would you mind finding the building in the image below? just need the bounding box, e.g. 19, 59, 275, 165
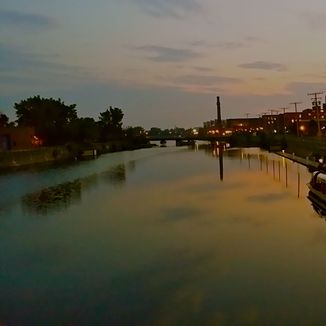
203, 105, 326, 136
225, 118, 262, 132
0, 127, 41, 151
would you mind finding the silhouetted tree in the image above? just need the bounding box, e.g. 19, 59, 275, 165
98, 106, 124, 140
0, 113, 9, 127
69, 117, 99, 143
148, 127, 162, 137
308, 119, 318, 136
125, 126, 145, 138
15, 96, 77, 145
161, 129, 171, 137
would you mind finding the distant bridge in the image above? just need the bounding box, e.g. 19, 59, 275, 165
147, 135, 231, 142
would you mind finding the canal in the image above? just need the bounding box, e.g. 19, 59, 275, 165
0, 145, 325, 325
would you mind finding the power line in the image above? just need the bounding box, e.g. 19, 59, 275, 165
307, 92, 323, 136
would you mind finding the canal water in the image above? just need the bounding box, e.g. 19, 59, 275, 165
0, 145, 325, 325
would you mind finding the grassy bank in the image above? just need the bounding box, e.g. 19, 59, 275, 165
283, 135, 326, 160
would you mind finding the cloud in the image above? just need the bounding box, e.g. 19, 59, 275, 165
190, 38, 264, 51
136, 45, 200, 62
0, 9, 56, 29
301, 72, 326, 80
173, 74, 242, 86
190, 40, 246, 50
129, 0, 201, 18
0, 43, 93, 94
238, 61, 287, 72
193, 67, 215, 72
218, 42, 247, 50
285, 81, 326, 96
0, 43, 85, 74
302, 11, 326, 30
245, 36, 265, 43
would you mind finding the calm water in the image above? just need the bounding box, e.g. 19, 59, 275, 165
0, 145, 325, 325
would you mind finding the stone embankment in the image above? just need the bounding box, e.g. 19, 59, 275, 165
0, 140, 152, 170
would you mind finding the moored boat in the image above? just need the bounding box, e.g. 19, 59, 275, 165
307, 171, 326, 213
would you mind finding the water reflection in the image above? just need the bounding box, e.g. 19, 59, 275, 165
21, 163, 127, 215
128, 160, 136, 172
101, 163, 126, 185
202, 142, 226, 181
160, 206, 204, 222
247, 192, 291, 203
22, 180, 82, 215
4, 146, 326, 325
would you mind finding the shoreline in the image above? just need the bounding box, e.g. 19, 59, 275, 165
0, 140, 153, 172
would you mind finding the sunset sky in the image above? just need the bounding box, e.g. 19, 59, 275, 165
2, 0, 326, 128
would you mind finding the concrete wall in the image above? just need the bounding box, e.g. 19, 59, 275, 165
0, 146, 73, 169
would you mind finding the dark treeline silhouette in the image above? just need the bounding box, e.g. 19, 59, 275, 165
3, 95, 148, 147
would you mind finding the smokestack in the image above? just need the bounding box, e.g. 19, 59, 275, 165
216, 96, 222, 128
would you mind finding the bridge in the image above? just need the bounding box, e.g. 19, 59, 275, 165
147, 135, 232, 147
147, 135, 231, 142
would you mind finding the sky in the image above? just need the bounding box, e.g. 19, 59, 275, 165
2, 0, 326, 128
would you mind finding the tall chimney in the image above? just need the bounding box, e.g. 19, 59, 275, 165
216, 96, 222, 128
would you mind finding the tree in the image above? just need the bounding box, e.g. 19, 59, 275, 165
15, 95, 77, 145
148, 127, 162, 137
98, 106, 124, 140
125, 126, 145, 138
0, 113, 9, 127
308, 119, 318, 136
69, 117, 100, 143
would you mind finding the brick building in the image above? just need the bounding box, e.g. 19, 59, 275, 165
0, 127, 40, 151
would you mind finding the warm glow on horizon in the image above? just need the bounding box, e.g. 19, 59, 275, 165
2, 0, 326, 127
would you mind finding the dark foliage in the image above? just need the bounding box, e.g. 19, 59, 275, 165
15, 95, 77, 145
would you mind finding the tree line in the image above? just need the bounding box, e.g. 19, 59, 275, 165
0, 96, 147, 146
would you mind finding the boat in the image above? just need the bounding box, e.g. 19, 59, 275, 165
307, 171, 326, 213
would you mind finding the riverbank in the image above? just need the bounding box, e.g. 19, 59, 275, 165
273, 135, 326, 171
283, 135, 326, 159
276, 151, 319, 170
0, 139, 153, 171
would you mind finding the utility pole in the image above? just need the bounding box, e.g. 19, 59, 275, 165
245, 113, 250, 130
280, 107, 289, 133
307, 92, 323, 136
289, 102, 302, 137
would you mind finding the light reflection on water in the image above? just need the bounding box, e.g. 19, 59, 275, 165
1, 146, 326, 325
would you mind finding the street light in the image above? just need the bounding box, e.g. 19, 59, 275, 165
290, 102, 302, 137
